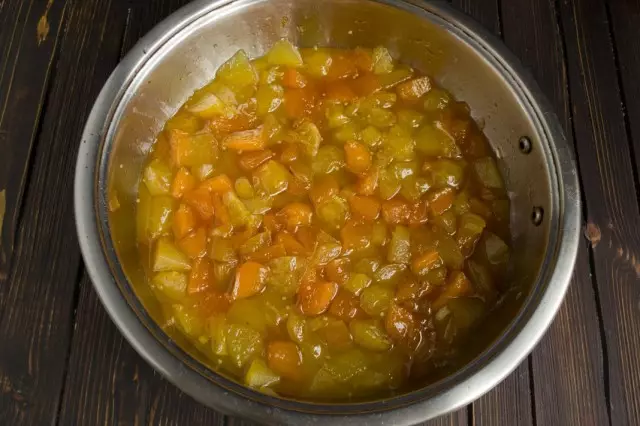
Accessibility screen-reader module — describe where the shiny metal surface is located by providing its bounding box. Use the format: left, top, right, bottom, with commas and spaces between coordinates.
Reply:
74, 0, 581, 424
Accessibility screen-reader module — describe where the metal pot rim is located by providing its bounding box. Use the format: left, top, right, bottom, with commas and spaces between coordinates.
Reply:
74, 0, 581, 424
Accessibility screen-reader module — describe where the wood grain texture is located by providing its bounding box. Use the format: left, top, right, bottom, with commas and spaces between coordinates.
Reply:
557, 0, 640, 424
500, 0, 611, 425
0, 0, 129, 423
0, 0, 67, 284
606, 0, 640, 190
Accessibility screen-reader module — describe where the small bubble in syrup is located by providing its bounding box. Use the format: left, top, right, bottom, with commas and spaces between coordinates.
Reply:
348, 30, 353, 35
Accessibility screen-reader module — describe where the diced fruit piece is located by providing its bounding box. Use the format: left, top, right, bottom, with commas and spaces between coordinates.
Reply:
284, 85, 318, 119
350, 319, 391, 351
312, 145, 345, 174
143, 158, 172, 195
415, 123, 461, 158
186, 92, 235, 119
209, 314, 228, 355
226, 324, 263, 368
348, 195, 380, 221
278, 203, 313, 230
429, 159, 465, 188
286, 312, 307, 343
256, 84, 284, 115
312, 243, 342, 266
295, 120, 323, 157
165, 111, 202, 133
396, 76, 432, 102
373, 264, 406, 286
411, 249, 443, 276
438, 234, 465, 270
325, 258, 351, 285
423, 87, 451, 111
153, 238, 191, 272
316, 196, 349, 231
222, 191, 252, 227
457, 213, 486, 255
151, 271, 188, 301
344, 141, 372, 174
343, 273, 372, 296
173, 305, 205, 337
388, 226, 411, 264
378, 67, 413, 89
184, 187, 215, 221
254, 160, 291, 196
473, 157, 504, 189
171, 168, 197, 198
428, 188, 455, 216
359, 285, 393, 316
227, 298, 268, 335
385, 303, 415, 341
209, 237, 237, 263
230, 261, 269, 300
329, 290, 362, 321
298, 281, 339, 316
267, 341, 303, 381
200, 174, 233, 193
372, 46, 394, 74
467, 259, 496, 303
282, 68, 307, 88
234, 177, 255, 199
381, 198, 411, 225
245, 358, 280, 388
357, 167, 380, 196
223, 126, 265, 151
172, 203, 196, 240
378, 167, 401, 200
139, 194, 174, 242
432, 271, 472, 310
178, 227, 208, 259
239, 231, 272, 257
267, 40, 304, 67
216, 50, 259, 90
340, 222, 372, 254
188, 257, 214, 294
169, 130, 218, 167
432, 210, 457, 235
397, 109, 425, 129
239, 149, 275, 171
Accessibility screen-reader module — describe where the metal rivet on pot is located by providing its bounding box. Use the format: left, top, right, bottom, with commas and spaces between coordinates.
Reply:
519, 136, 532, 154
531, 206, 544, 226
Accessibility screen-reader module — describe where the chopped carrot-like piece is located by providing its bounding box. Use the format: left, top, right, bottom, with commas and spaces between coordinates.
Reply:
279, 144, 299, 164
329, 290, 363, 320
344, 141, 372, 174
352, 47, 374, 72
385, 303, 415, 341
309, 175, 339, 206
199, 174, 233, 193
341, 221, 372, 253
298, 280, 338, 316
429, 188, 455, 216
230, 261, 268, 300
193, 291, 230, 317
208, 112, 256, 134
326, 52, 359, 80
325, 258, 351, 285
275, 231, 307, 255
223, 126, 265, 151
178, 227, 208, 259
278, 202, 313, 231
171, 168, 197, 199
284, 86, 317, 119
348, 195, 380, 221
282, 68, 307, 89
210, 193, 231, 226
188, 257, 214, 294
262, 214, 281, 234
356, 167, 379, 196
287, 177, 309, 196
238, 149, 275, 171
267, 341, 303, 381
396, 76, 432, 102
173, 204, 197, 240
411, 249, 443, 276
352, 73, 381, 96
432, 271, 472, 310
409, 200, 429, 226
325, 81, 357, 102
295, 227, 317, 252
381, 198, 411, 225
246, 244, 287, 263
184, 187, 215, 221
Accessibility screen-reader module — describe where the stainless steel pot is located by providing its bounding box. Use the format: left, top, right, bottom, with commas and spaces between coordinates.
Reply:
74, 0, 581, 424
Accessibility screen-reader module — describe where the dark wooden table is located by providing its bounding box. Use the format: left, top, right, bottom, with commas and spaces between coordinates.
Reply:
1, 0, 639, 424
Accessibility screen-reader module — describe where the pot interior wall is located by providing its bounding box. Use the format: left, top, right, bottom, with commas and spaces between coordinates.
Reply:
104, 0, 553, 397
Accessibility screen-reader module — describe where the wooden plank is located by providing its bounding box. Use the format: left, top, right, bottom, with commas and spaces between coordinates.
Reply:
0, 0, 131, 423
555, 0, 640, 424
0, 0, 67, 286
500, 1, 611, 425
606, 0, 640, 186
449, 2, 534, 425
57, 275, 225, 425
